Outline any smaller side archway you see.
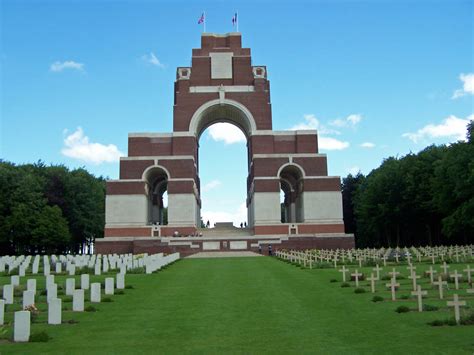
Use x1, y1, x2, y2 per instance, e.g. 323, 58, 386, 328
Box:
143, 166, 169, 225
279, 164, 304, 223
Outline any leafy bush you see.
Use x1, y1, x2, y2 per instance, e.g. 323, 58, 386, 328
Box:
329, 279, 338, 283
400, 295, 409, 300
125, 285, 134, 289
30, 331, 51, 342
395, 306, 410, 313
102, 297, 113, 302
85, 305, 97, 312
354, 288, 366, 294
372, 295, 384, 302
423, 304, 439, 312
116, 290, 125, 295
341, 282, 350, 288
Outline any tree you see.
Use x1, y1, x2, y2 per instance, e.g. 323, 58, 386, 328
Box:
341, 172, 365, 235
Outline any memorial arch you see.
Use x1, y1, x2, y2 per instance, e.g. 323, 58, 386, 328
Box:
98, 32, 354, 255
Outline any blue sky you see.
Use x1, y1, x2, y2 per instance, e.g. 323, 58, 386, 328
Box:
1, 0, 473, 225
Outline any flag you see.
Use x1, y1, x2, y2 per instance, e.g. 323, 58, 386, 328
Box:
198, 13, 205, 24
232, 13, 237, 27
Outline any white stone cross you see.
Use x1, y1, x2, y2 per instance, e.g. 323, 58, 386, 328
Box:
441, 261, 450, 274
388, 268, 400, 281
463, 265, 472, 284
447, 294, 466, 325
339, 265, 349, 282
382, 255, 388, 267
426, 266, 437, 284
411, 285, 427, 312
386, 278, 400, 301
449, 270, 463, 290
433, 275, 448, 299
408, 272, 421, 291
394, 252, 400, 263
372, 264, 382, 280
406, 254, 412, 265
351, 269, 363, 287
367, 273, 377, 293
406, 264, 416, 275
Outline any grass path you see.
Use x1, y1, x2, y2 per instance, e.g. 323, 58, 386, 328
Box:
1, 257, 473, 354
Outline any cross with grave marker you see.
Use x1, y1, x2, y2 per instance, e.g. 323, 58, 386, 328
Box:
467, 288, 474, 295
367, 273, 378, 293
406, 264, 416, 275
450, 270, 463, 290
339, 265, 349, 282
447, 294, 466, 325
408, 271, 421, 291
426, 266, 437, 284
441, 261, 449, 274
351, 269, 363, 287
386, 278, 400, 301
411, 285, 427, 312
406, 254, 412, 265
388, 268, 400, 281
372, 264, 382, 280
382, 255, 388, 267
431, 254, 436, 265
463, 265, 472, 284
433, 275, 448, 299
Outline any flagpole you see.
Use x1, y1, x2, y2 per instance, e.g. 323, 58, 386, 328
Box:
236, 11, 239, 32
204, 11, 206, 33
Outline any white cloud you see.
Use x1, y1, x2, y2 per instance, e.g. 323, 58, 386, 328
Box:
142, 52, 165, 68
360, 142, 375, 148
319, 136, 350, 150
289, 114, 349, 150
402, 115, 473, 143
201, 202, 247, 227
329, 114, 362, 128
207, 122, 246, 144
290, 114, 320, 130
452, 73, 474, 99
202, 180, 222, 192
50, 60, 84, 72
61, 127, 124, 164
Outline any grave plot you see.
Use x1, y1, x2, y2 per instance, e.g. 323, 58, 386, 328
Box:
0, 252, 180, 343
276, 245, 474, 326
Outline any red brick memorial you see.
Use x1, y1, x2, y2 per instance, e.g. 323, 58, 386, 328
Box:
95, 33, 355, 256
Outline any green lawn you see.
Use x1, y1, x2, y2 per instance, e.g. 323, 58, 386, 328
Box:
1, 257, 473, 354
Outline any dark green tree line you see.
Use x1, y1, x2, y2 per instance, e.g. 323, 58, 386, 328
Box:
0, 161, 105, 255
343, 121, 474, 247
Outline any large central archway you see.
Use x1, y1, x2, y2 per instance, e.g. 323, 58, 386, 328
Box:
190, 100, 255, 228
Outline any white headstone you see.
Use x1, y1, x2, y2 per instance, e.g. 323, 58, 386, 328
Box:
105, 278, 114, 295
11, 275, 20, 287
46, 274, 55, 288
14, 311, 30, 342
81, 274, 90, 290
95, 263, 101, 276
0, 299, 4, 325
48, 298, 62, 325
68, 264, 76, 276
91, 283, 101, 303
22, 290, 35, 309
47, 283, 57, 303
65, 278, 75, 296
55, 263, 62, 274
3, 284, 14, 304
116, 273, 125, 289
26, 279, 36, 294
73, 289, 84, 312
